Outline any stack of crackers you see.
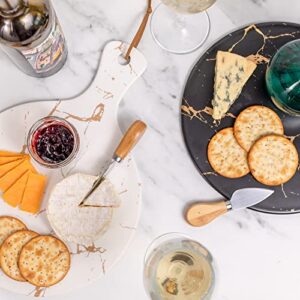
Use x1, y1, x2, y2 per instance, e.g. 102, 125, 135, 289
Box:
208, 105, 299, 186
0, 216, 70, 287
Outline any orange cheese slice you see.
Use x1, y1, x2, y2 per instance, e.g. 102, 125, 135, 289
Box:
0, 156, 25, 165
0, 159, 25, 178
0, 159, 36, 192
2, 171, 29, 207
20, 172, 47, 214
0, 150, 26, 157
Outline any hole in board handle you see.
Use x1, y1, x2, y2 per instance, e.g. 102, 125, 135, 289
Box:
118, 54, 131, 66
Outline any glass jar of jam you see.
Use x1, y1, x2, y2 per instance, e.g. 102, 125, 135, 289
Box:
27, 116, 80, 168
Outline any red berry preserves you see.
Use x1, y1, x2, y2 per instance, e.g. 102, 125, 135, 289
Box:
32, 124, 75, 164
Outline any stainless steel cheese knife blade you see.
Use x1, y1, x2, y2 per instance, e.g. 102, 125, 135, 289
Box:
229, 188, 274, 210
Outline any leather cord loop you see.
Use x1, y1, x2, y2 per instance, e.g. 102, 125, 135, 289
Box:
124, 0, 152, 61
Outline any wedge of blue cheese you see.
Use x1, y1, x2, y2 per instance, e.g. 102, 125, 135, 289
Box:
212, 51, 257, 120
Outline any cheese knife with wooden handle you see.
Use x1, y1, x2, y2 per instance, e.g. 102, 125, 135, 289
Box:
79, 120, 147, 207
186, 188, 274, 227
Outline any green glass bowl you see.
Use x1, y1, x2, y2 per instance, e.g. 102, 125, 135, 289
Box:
266, 39, 300, 116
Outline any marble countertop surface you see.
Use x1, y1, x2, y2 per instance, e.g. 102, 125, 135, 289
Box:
1, 0, 300, 299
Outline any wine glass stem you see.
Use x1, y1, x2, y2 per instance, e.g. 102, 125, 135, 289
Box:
174, 14, 187, 31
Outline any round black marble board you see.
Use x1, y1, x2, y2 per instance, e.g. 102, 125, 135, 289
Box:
181, 22, 300, 214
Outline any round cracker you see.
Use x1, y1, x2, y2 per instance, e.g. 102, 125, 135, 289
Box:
208, 127, 250, 178
234, 105, 284, 151
0, 216, 27, 248
18, 235, 70, 287
0, 230, 38, 281
248, 135, 298, 186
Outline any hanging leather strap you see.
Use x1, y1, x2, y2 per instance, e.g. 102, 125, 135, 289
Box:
124, 0, 152, 61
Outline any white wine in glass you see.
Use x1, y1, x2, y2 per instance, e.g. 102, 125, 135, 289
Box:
151, 0, 217, 54
162, 0, 216, 14
144, 233, 215, 300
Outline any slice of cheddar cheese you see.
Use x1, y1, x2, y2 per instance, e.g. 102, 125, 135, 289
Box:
0, 159, 25, 178
0, 150, 26, 157
0, 156, 25, 165
2, 171, 30, 207
0, 159, 36, 192
20, 172, 47, 214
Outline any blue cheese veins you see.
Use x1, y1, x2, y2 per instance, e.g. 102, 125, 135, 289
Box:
212, 51, 257, 120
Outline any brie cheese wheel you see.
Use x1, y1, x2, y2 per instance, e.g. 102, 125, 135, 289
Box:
47, 173, 120, 246
212, 51, 257, 120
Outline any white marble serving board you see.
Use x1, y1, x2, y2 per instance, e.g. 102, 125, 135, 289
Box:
0, 41, 147, 297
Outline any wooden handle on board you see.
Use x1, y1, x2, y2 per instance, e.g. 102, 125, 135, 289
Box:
186, 201, 228, 227
114, 120, 147, 161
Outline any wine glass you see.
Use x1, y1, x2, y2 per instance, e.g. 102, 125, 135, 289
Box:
144, 233, 215, 300
151, 0, 216, 54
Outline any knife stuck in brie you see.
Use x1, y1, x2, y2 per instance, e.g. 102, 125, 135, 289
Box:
47, 173, 120, 246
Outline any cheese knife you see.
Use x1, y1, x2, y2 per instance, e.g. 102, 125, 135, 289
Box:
186, 188, 274, 227
79, 120, 147, 207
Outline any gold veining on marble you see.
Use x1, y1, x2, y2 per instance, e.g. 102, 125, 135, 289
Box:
291, 191, 300, 197
119, 189, 128, 195
101, 259, 106, 274
226, 112, 236, 119
128, 63, 138, 76
181, 100, 212, 125
120, 224, 136, 230
228, 25, 259, 53
181, 99, 236, 126
281, 184, 288, 198
115, 42, 125, 52
205, 57, 216, 62
59, 103, 104, 123
96, 86, 114, 99
204, 24, 300, 64
73, 243, 107, 275
28, 286, 47, 297
286, 133, 300, 143
47, 99, 105, 125
228, 24, 300, 64
75, 243, 106, 257
48, 100, 62, 116
246, 53, 270, 64
202, 172, 218, 176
